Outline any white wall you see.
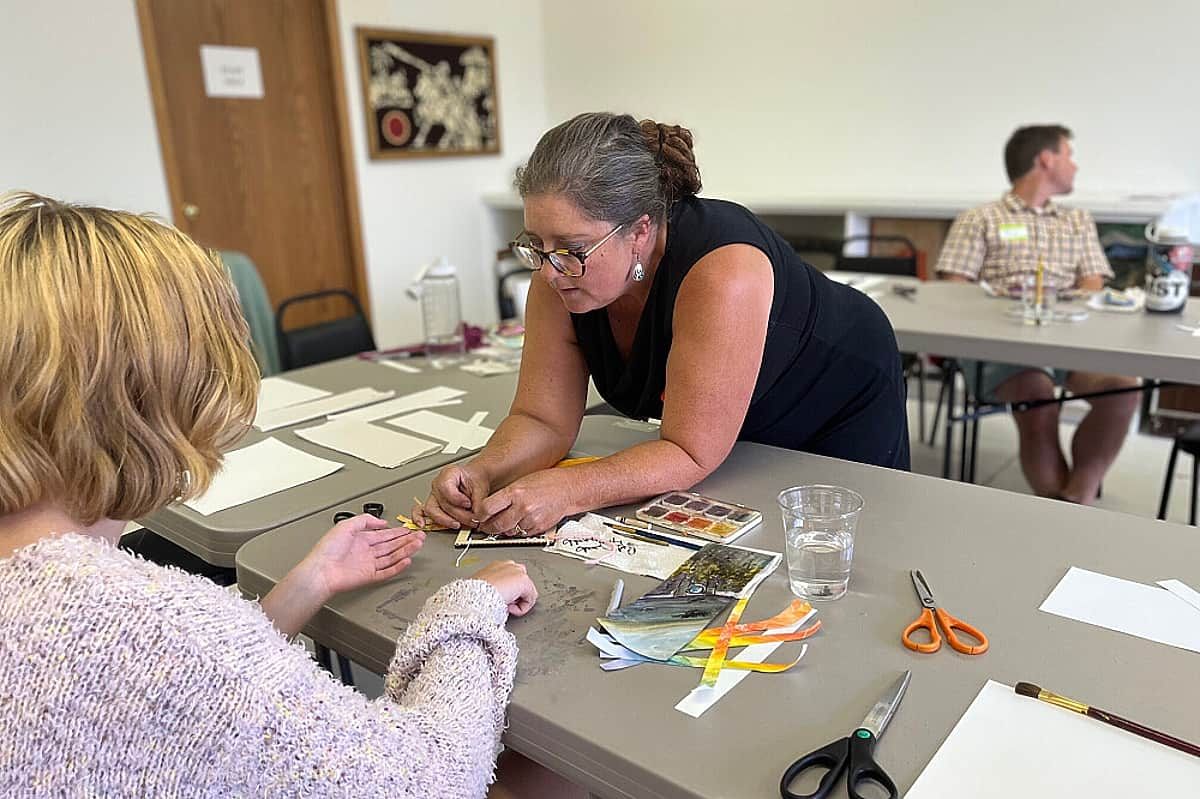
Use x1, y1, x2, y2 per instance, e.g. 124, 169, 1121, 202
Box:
0, 1, 171, 217
541, 0, 1200, 201
336, 0, 549, 348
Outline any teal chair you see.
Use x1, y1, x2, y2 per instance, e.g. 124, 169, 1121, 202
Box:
219, 251, 281, 376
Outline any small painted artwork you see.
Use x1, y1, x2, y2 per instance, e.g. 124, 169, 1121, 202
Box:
356, 27, 499, 160
597, 543, 780, 660
646, 544, 776, 599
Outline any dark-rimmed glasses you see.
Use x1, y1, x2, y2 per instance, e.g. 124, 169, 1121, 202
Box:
509, 224, 624, 278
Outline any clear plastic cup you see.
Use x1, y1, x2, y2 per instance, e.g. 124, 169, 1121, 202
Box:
778, 485, 863, 601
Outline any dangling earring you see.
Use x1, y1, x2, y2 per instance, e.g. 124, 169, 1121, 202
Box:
632, 258, 645, 282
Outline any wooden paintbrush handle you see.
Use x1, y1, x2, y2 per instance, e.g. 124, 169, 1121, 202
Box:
1088, 708, 1200, 759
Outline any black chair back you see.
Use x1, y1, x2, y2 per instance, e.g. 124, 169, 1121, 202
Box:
275, 289, 376, 371
835, 235, 918, 277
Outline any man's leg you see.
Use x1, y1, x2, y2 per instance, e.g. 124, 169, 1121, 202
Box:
1061, 371, 1140, 505
993, 369, 1066, 497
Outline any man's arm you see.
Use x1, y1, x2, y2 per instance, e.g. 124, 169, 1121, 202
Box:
935, 210, 986, 282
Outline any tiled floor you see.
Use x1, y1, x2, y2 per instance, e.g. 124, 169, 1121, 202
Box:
906, 384, 1196, 525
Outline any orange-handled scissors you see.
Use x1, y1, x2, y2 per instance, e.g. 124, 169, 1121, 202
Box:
902, 570, 988, 655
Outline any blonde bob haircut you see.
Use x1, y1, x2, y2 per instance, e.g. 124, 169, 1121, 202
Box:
0, 192, 259, 525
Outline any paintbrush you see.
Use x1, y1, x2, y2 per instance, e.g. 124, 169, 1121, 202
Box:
600, 520, 668, 546
611, 517, 705, 551
1014, 682, 1200, 759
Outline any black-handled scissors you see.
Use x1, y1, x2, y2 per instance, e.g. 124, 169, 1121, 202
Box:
780, 670, 911, 799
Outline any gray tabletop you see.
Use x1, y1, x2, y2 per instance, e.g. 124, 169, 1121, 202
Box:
141, 356, 532, 567
862, 277, 1200, 383
236, 436, 1200, 799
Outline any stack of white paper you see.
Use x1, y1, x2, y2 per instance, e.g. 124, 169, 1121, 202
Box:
906, 680, 1199, 797
329, 386, 466, 423
257, 376, 331, 413
183, 438, 343, 515
254, 387, 394, 432
294, 419, 441, 468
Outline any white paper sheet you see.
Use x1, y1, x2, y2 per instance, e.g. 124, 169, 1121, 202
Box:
293, 419, 441, 468
256, 377, 331, 417
1039, 567, 1200, 654
1158, 579, 1200, 615
254, 388, 394, 432
675, 608, 815, 718
329, 386, 466, 423
183, 438, 343, 515
387, 409, 494, 453
906, 680, 1200, 798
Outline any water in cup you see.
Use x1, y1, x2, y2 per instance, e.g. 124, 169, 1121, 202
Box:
778, 485, 863, 601
786, 529, 853, 600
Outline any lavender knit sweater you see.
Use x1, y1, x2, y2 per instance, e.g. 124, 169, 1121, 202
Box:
0, 534, 519, 798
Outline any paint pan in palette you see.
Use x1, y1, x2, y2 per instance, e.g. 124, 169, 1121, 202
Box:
635, 491, 761, 543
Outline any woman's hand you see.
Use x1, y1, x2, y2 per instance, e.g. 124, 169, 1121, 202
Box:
299, 514, 426, 601
470, 560, 538, 617
415, 463, 491, 530
475, 467, 578, 537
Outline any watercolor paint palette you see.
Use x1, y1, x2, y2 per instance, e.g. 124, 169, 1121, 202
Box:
635, 491, 761, 543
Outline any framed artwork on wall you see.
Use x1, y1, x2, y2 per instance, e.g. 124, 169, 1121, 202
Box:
355, 27, 500, 160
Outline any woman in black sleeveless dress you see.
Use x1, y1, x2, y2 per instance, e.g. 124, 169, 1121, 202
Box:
415, 112, 909, 536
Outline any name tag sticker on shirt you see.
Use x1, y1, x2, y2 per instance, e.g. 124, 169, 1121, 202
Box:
998, 223, 1029, 242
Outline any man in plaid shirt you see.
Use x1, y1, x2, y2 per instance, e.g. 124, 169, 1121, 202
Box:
935, 125, 1139, 505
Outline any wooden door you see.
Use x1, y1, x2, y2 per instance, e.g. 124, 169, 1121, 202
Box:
137, 0, 367, 329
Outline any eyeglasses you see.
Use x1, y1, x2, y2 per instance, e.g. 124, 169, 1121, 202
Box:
509, 224, 624, 278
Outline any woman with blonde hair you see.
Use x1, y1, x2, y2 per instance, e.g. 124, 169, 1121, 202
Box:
0, 193, 540, 797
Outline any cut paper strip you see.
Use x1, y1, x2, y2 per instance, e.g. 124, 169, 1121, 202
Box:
1158, 579, 1200, 615
905, 680, 1200, 798
701, 597, 749, 687
387, 409, 494, 453
691, 599, 813, 642
183, 438, 343, 515
395, 513, 454, 532
587, 627, 807, 674
442, 411, 489, 454
377, 359, 420, 374
675, 607, 818, 718
601, 650, 807, 674
256, 377, 331, 415
254, 388, 395, 432
1039, 566, 1200, 654
293, 419, 441, 468
687, 622, 821, 650
329, 386, 466, 423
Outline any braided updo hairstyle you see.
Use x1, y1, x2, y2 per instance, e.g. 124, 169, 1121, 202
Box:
515, 112, 702, 225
